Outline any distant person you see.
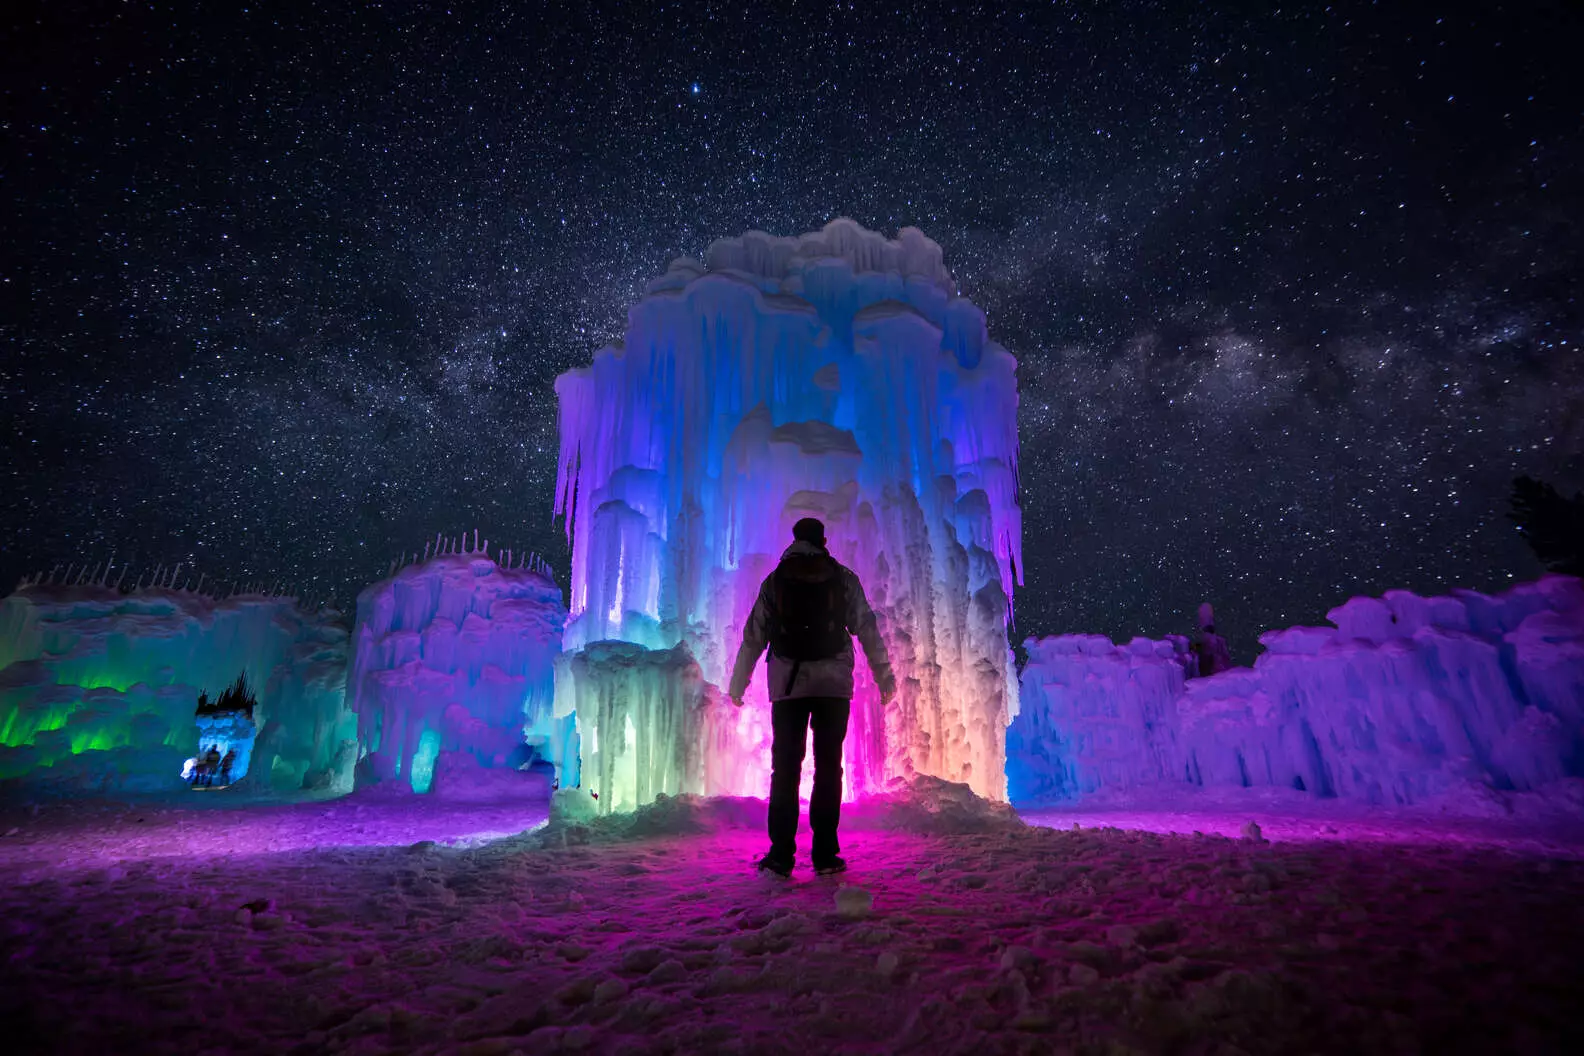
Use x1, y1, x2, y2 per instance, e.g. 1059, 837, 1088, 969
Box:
728, 517, 897, 878
219, 748, 237, 786
1192, 602, 1233, 677
202, 745, 222, 787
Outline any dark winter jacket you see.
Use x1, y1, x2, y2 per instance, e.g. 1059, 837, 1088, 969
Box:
727, 541, 897, 702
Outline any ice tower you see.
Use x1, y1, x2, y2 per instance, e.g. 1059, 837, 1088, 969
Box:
554, 219, 1021, 810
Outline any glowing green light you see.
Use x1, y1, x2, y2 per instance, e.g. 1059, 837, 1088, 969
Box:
0, 703, 74, 748
69, 728, 127, 754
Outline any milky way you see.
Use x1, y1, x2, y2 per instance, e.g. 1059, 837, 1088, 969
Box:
3, 1, 1580, 656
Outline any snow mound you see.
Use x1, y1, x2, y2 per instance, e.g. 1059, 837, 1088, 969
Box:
426, 751, 554, 803
844, 775, 1026, 834
532, 790, 765, 845
529, 776, 1020, 846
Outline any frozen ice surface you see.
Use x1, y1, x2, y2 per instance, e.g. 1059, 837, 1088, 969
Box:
554, 220, 1021, 806
552, 641, 729, 814
1010, 575, 1584, 812
0, 584, 352, 796
349, 550, 566, 793
1, 782, 1582, 1054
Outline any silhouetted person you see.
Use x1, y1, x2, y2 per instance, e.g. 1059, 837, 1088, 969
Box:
728, 517, 896, 877
202, 745, 222, 787
1192, 602, 1233, 677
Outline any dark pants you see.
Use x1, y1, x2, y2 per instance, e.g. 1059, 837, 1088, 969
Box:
768, 696, 850, 863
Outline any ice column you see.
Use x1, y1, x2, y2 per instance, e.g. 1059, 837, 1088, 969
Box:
555, 220, 1022, 807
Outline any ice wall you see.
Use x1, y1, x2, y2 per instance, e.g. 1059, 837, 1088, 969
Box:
0, 584, 352, 796
348, 547, 566, 793
554, 219, 1022, 804
1008, 575, 1584, 807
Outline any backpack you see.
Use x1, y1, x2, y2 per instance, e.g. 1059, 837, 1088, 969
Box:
768, 554, 850, 661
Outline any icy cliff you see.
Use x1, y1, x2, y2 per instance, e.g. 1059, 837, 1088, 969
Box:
554, 219, 1021, 808
1007, 575, 1584, 807
0, 583, 351, 796
347, 545, 566, 794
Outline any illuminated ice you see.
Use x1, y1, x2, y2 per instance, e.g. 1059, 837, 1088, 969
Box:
347, 547, 567, 794
1008, 575, 1584, 807
0, 582, 352, 795
554, 220, 1022, 809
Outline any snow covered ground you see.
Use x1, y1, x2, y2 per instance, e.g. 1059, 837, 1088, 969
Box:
2, 784, 1582, 1055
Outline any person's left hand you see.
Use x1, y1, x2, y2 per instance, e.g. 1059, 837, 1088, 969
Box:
730, 695, 745, 708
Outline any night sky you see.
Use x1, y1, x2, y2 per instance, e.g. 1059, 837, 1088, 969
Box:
3, 1, 1580, 657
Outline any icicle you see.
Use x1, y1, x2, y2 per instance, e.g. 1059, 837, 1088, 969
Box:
47, 564, 60, 584
423, 541, 432, 560
116, 565, 129, 589
86, 562, 101, 585
101, 554, 114, 586
171, 563, 182, 588
473, 528, 480, 552
434, 531, 443, 557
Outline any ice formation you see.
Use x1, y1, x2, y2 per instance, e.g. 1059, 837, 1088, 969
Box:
1007, 575, 1584, 806
347, 546, 566, 794
553, 219, 1022, 810
0, 582, 351, 795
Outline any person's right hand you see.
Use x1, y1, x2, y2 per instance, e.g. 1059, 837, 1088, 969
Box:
730, 695, 745, 708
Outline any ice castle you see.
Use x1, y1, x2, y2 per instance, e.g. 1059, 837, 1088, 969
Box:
552, 219, 1023, 811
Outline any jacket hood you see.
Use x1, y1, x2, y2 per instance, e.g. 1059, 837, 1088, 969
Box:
780, 540, 829, 560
